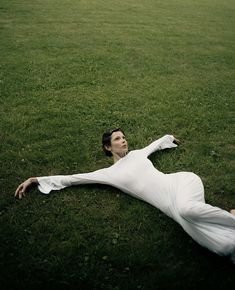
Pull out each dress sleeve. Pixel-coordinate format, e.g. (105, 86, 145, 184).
(141, 134, 177, 156)
(37, 168, 109, 194)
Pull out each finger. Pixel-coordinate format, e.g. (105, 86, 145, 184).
(15, 186, 24, 198)
(175, 138, 181, 144)
(15, 186, 21, 197)
(19, 189, 25, 199)
(15, 184, 24, 196)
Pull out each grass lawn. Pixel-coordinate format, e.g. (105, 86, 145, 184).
(1, 0, 235, 289)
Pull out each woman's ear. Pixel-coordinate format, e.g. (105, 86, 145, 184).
(105, 145, 112, 152)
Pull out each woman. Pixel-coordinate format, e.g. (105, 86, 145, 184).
(15, 128, 235, 262)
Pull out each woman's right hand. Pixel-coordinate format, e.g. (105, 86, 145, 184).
(15, 177, 38, 199)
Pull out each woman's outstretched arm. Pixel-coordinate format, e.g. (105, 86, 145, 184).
(15, 168, 110, 199)
(141, 134, 181, 156)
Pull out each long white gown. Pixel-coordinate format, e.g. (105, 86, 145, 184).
(37, 135, 235, 262)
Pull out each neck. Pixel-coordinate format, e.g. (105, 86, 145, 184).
(112, 152, 128, 164)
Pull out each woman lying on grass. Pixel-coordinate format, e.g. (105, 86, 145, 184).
(15, 128, 235, 263)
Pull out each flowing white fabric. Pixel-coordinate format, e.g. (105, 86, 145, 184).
(37, 135, 235, 262)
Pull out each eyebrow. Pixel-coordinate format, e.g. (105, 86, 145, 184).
(113, 135, 125, 140)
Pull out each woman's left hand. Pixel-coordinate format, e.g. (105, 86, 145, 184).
(173, 136, 181, 145)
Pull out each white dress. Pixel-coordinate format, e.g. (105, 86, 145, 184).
(37, 135, 235, 262)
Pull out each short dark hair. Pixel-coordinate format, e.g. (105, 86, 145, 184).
(102, 128, 125, 157)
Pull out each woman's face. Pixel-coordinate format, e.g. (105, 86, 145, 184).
(107, 131, 128, 157)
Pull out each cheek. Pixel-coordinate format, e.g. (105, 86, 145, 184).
(112, 142, 122, 151)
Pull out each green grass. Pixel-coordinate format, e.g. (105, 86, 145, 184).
(1, 0, 235, 289)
